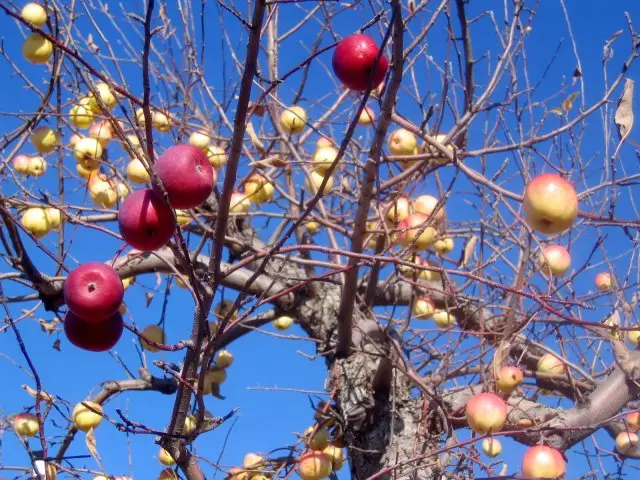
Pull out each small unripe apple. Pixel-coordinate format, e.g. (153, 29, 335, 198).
(595, 272, 613, 292)
(481, 437, 502, 457)
(628, 329, 640, 346)
(397, 213, 437, 251)
(538, 245, 571, 276)
(332, 34, 389, 92)
(280, 106, 307, 134)
(64, 262, 124, 322)
(208, 367, 227, 385)
(495, 365, 524, 394)
(322, 445, 345, 471)
(70, 104, 95, 129)
(245, 174, 274, 204)
(159, 447, 176, 466)
(412, 195, 445, 224)
(388, 128, 418, 157)
(72, 401, 103, 432)
(306, 170, 334, 195)
(523, 174, 578, 234)
(432, 309, 456, 329)
(206, 145, 228, 168)
(433, 237, 454, 256)
(156, 144, 214, 209)
(74, 137, 103, 167)
(304, 426, 330, 450)
(89, 120, 114, 147)
(118, 189, 176, 251)
(31, 126, 58, 154)
(13, 154, 30, 174)
(358, 106, 375, 125)
(175, 210, 192, 226)
(45, 208, 61, 229)
(616, 431, 639, 455)
(273, 315, 294, 331)
(305, 221, 320, 233)
(141, 325, 166, 352)
(412, 297, 435, 319)
(27, 156, 47, 177)
(189, 131, 211, 150)
(21, 207, 50, 238)
(385, 196, 412, 224)
(126, 159, 151, 184)
(243, 452, 264, 470)
(312, 146, 339, 174)
(23, 33, 53, 64)
(216, 349, 234, 368)
(21, 3, 48, 27)
(298, 451, 333, 480)
(158, 468, 178, 480)
(465, 392, 507, 434)
(521, 445, 566, 479)
(153, 111, 171, 132)
(537, 353, 565, 375)
(13, 412, 40, 437)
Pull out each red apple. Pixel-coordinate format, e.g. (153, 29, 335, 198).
(332, 34, 389, 92)
(155, 144, 214, 209)
(523, 174, 578, 234)
(521, 445, 566, 479)
(495, 365, 524, 394)
(117, 189, 176, 251)
(64, 311, 124, 352)
(538, 245, 571, 276)
(465, 392, 507, 434)
(63, 263, 124, 322)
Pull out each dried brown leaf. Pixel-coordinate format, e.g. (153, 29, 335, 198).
(615, 78, 634, 141)
(459, 235, 477, 268)
(562, 92, 580, 112)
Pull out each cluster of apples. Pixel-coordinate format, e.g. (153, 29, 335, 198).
(388, 129, 452, 169)
(12, 153, 46, 176)
(412, 297, 456, 329)
(156, 415, 197, 468)
(20, 3, 53, 64)
(20, 206, 61, 238)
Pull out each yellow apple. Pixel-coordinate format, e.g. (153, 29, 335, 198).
(481, 438, 502, 457)
(116, 182, 130, 199)
(76, 163, 97, 179)
(280, 106, 307, 134)
(21, 3, 47, 27)
(273, 315, 294, 331)
(305, 221, 320, 233)
(153, 111, 171, 133)
(229, 192, 251, 214)
(306, 170, 334, 195)
(385, 196, 412, 224)
(13, 412, 40, 437)
(68, 134, 81, 148)
(523, 174, 578, 234)
(70, 104, 95, 129)
(21, 207, 50, 237)
(424, 133, 454, 165)
(45, 207, 61, 229)
(433, 237, 454, 256)
(89, 180, 118, 208)
(538, 245, 571, 276)
(537, 353, 565, 375)
(141, 325, 166, 352)
(432, 309, 456, 328)
(72, 401, 103, 432)
(358, 106, 375, 125)
(304, 426, 330, 450)
(31, 126, 58, 154)
(208, 367, 227, 385)
(74, 137, 103, 168)
(412, 297, 435, 319)
(312, 146, 339, 173)
(216, 349, 234, 368)
(184, 414, 196, 434)
(159, 447, 176, 466)
(122, 276, 135, 289)
(628, 328, 640, 346)
(388, 128, 417, 155)
(206, 145, 228, 168)
(412, 195, 445, 224)
(243, 452, 264, 470)
(27, 156, 47, 177)
(189, 131, 211, 150)
(322, 445, 345, 471)
(22, 33, 53, 64)
(158, 468, 178, 480)
(616, 431, 639, 455)
(245, 174, 274, 204)
(316, 137, 333, 149)
(126, 159, 151, 184)
(495, 365, 524, 394)
(175, 210, 192, 226)
(88, 82, 117, 111)
(298, 452, 332, 480)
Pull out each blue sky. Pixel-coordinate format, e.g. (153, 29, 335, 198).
(1, 0, 640, 478)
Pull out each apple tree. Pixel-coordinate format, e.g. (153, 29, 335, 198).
(1, 0, 640, 479)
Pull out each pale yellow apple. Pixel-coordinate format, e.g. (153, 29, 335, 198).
(386, 196, 412, 224)
(243, 453, 264, 470)
(481, 438, 502, 457)
(72, 401, 103, 432)
(595, 272, 613, 292)
(126, 159, 151, 184)
(305, 221, 320, 233)
(537, 353, 565, 374)
(13, 155, 30, 174)
(298, 452, 332, 480)
(358, 106, 375, 125)
(159, 447, 176, 466)
(433, 309, 456, 328)
(628, 328, 640, 346)
(70, 104, 95, 129)
(89, 180, 118, 208)
(304, 425, 330, 450)
(123, 134, 143, 158)
(135, 108, 147, 126)
(22, 33, 53, 64)
(21, 207, 50, 237)
(189, 131, 211, 150)
(141, 325, 166, 352)
(74, 137, 103, 167)
(312, 146, 339, 173)
(245, 174, 274, 204)
(208, 367, 227, 385)
(206, 145, 228, 168)
(412, 297, 435, 319)
(31, 126, 58, 154)
(523, 174, 578, 234)
(388, 128, 417, 155)
(229, 192, 251, 214)
(153, 111, 171, 133)
(88, 82, 117, 111)
(538, 245, 571, 276)
(306, 170, 334, 195)
(184, 414, 196, 434)
(412, 195, 445, 224)
(21, 3, 47, 27)
(68, 134, 81, 148)
(323, 445, 345, 471)
(495, 365, 524, 394)
(89, 120, 114, 147)
(158, 468, 178, 480)
(45, 207, 61, 229)
(280, 106, 307, 134)
(76, 163, 97, 179)
(424, 133, 454, 165)
(175, 210, 192, 226)
(216, 349, 234, 368)
(273, 315, 294, 331)
(116, 182, 130, 199)
(616, 432, 639, 455)
(27, 156, 47, 177)
(122, 276, 135, 289)
(13, 412, 40, 437)
(316, 137, 333, 148)
(433, 237, 454, 256)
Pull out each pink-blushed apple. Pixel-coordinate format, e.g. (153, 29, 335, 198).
(21, 3, 47, 27)
(64, 262, 124, 322)
(13, 154, 30, 174)
(117, 189, 177, 251)
(397, 213, 437, 250)
(595, 272, 613, 292)
(23, 33, 53, 64)
(332, 34, 389, 92)
(521, 445, 566, 479)
(141, 325, 166, 352)
(616, 431, 639, 455)
(31, 126, 58, 154)
(412, 297, 435, 319)
(280, 106, 307, 134)
(523, 174, 578, 234)
(385, 196, 412, 224)
(89, 120, 114, 147)
(537, 353, 566, 375)
(495, 365, 524, 394)
(412, 195, 445, 224)
(627, 411, 640, 432)
(21, 207, 50, 238)
(298, 451, 333, 480)
(313, 146, 339, 173)
(465, 392, 507, 434)
(13, 412, 40, 437)
(538, 245, 571, 276)
(481, 438, 502, 457)
(316, 137, 333, 149)
(72, 401, 103, 432)
(155, 144, 214, 209)
(64, 311, 124, 352)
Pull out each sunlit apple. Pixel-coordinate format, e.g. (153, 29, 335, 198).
(298, 451, 332, 480)
(141, 325, 166, 352)
(412, 195, 445, 224)
(537, 245, 571, 276)
(72, 401, 103, 432)
(481, 437, 502, 457)
(306, 171, 334, 195)
(358, 106, 375, 125)
(126, 159, 151, 184)
(21, 3, 47, 27)
(397, 213, 437, 250)
(245, 174, 274, 204)
(385, 196, 412, 224)
(152, 111, 171, 132)
(465, 392, 507, 434)
(523, 174, 578, 234)
(45, 207, 62, 229)
(412, 297, 435, 319)
(433, 237, 454, 256)
(13, 412, 40, 437)
(495, 365, 524, 394)
(313, 146, 339, 173)
(27, 156, 47, 177)
(432, 309, 456, 329)
(23, 33, 53, 64)
(322, 445, 345, 471)
(74, 137, 103, 169)
(31, 126, 58, 154)
(537, 353, 565, 375)
(388, 128, 417, 156)
(70, 104, 95, 129)
(13, 154, 30, 174)
(189, 131, 211, 150)
(595, 272, 613, 292)
(280, 106, 307, 134)
(273, 315, 294, 331)
(522, 445, 565, 479)
(216, 349, 234, 368)
(21, 207, 50, 238)
(158, 447, 176, 466)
